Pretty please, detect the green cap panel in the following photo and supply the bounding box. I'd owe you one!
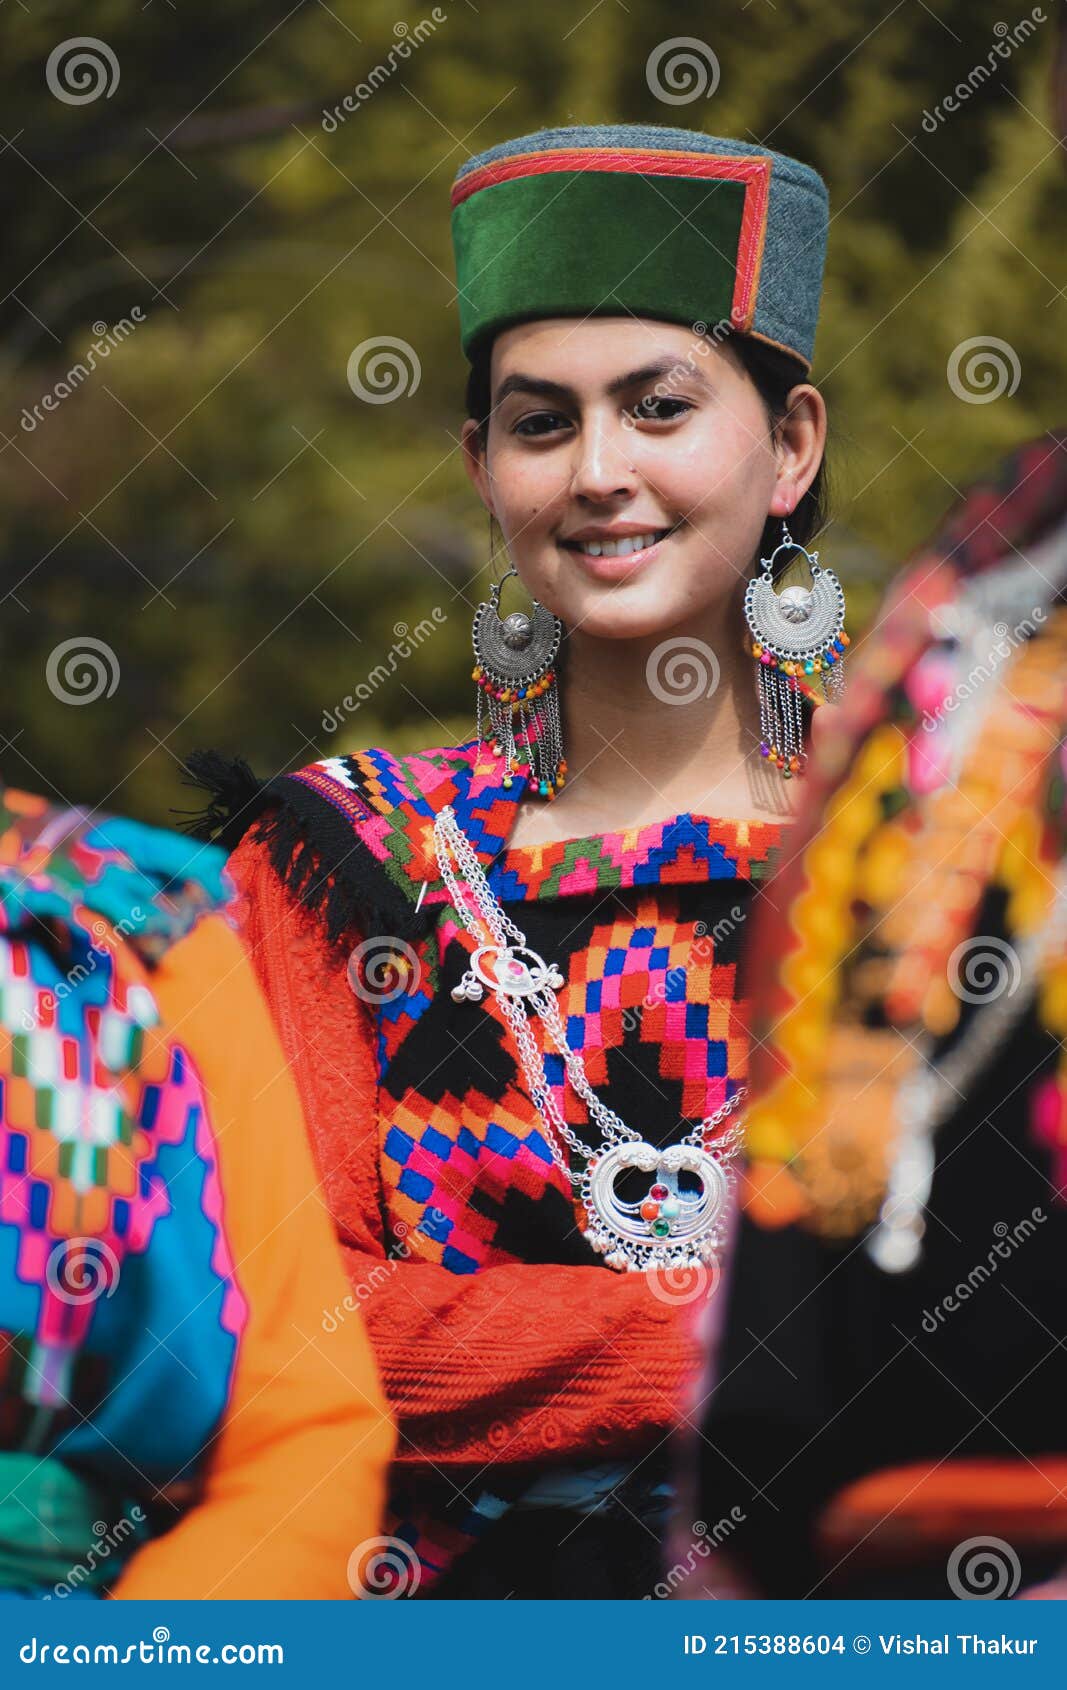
[452,171,747,358]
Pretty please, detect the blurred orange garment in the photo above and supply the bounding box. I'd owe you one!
[109,912,395,1598]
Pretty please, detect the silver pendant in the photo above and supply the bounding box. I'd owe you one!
[451,942,564,1002]
[433,804,745,1271]
[472,581,561,681]
[744,568,845,657]
[580,1140,731,1273]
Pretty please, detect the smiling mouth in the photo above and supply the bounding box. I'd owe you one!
[560,525,677,559]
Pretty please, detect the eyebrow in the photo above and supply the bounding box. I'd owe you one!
[493,356,711,408]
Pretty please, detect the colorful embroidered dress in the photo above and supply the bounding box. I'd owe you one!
[198,740,788,1593]
[0,787,392,1598]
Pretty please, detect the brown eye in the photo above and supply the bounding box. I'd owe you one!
[514,411,570,437]
[630,396,692,422]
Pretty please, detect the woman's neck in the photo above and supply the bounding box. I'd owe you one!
[506,589,800,847]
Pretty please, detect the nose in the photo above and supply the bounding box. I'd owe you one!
[568,412,638,502]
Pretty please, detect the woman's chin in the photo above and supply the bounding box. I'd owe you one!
[554,586,715,646]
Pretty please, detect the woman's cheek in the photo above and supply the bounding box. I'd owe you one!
[497,465,561,532]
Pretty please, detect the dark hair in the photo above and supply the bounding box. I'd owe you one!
[726,333,829,561]
[464,326,830,570]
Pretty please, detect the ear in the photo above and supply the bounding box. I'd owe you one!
[767,384,827,519]
[461,418,495,516]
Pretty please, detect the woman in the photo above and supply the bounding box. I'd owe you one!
[190,122,842,1597]
[0,788,392,1597]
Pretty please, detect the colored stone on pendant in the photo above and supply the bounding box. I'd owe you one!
[650,1183,669,1200]
[661,1198,680,1220]
[652,1218,671,1238]
[640,1199,660,1222]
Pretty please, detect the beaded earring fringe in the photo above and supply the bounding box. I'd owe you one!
[472,662,567,799]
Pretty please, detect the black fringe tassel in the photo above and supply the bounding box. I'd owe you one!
[176,750,428,947]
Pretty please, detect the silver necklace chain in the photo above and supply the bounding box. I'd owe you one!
[433,804,746,1190]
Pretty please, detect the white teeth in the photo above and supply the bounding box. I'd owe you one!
[574,530,665,558]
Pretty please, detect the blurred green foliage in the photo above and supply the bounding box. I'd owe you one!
[3,0,1066,823]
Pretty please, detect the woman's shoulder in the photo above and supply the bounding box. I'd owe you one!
[182,739,487,943]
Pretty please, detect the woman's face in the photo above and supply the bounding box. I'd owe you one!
[461,317,825,643]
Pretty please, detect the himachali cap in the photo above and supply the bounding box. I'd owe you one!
[451,124,830,374]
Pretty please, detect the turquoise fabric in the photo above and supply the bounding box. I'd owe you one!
[0,1453,135,1594]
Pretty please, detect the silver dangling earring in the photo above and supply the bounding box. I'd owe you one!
[743,520,849,778]
[471,567,566,798]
